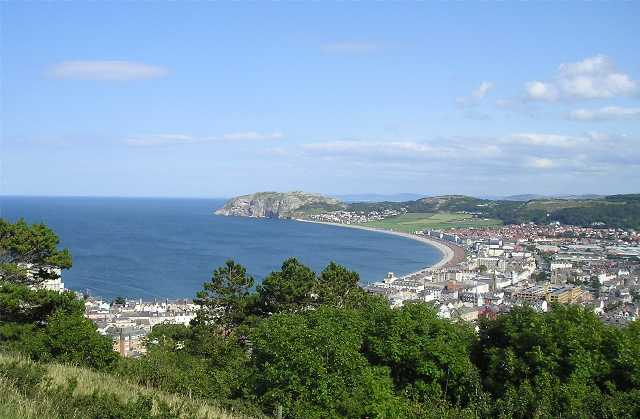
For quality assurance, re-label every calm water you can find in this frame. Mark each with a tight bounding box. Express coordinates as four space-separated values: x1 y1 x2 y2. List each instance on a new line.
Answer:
0 196 441 299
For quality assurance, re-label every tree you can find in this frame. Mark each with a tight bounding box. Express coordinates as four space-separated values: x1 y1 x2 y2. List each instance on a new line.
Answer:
193 259 254 330
0 218 72 285
39 310 118 370
363 302 481 407
472 304 640 417
314 262 362 308
257 258 316 314
0 282 117 370
250 307 409 418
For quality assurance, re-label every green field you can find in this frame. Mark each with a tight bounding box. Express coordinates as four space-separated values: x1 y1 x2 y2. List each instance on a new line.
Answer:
359 212 502 233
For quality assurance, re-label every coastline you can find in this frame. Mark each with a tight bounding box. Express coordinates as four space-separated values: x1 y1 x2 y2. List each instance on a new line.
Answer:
294 219 463 273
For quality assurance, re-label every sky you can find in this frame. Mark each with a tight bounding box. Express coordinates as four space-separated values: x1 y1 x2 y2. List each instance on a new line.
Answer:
1 2 639 198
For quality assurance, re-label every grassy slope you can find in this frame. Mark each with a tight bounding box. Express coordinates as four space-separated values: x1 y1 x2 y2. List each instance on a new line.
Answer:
359 212 502 233
347 194 640 230
0 352 246 419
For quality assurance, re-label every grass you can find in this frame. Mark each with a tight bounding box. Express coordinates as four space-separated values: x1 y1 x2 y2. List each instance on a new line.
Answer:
359 212 502 233
0 352 247 419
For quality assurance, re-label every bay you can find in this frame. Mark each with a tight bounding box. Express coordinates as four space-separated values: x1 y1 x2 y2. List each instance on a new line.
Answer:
1 196 441 299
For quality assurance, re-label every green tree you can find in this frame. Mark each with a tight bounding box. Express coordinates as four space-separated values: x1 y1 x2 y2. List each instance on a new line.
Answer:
473 304 640 417
314 262 362 308
250 307 409 418
38 310 118 370
364 302 480 406
0 282 117 370
193 259 255 330
256 258 316 314
0 218 72 285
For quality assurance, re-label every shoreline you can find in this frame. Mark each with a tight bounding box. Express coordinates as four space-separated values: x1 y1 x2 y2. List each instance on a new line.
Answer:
294 219 463 274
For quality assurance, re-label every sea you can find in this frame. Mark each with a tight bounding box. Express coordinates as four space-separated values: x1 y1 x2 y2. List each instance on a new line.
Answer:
0 196 441 300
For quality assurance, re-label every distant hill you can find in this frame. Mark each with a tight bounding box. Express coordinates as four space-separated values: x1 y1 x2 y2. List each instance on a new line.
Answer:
500 194 604 202
349 194 640 230
215 191 344 218
334 193 425 203
216 192 640 229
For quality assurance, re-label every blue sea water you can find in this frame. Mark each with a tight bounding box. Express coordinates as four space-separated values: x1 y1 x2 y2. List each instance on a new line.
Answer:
0 196 441 299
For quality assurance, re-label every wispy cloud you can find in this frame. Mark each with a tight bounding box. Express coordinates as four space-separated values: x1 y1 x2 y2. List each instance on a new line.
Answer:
320 41 382 54
456 81 495 107
506 133 582 148
524 55 638 101
124 134 195 147
124 132 284 146
221 131 284 141
527 157 555 169
48 60 169 80
568 106 640 121
300 131 637 176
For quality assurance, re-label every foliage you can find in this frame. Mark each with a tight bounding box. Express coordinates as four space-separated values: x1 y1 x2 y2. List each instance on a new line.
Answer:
255 258 317 314
194 260 255 330
250 307 410 418
0 353 241 419
364 303 481 406
0 282 118 370
0 218 72 285
474 304 640 417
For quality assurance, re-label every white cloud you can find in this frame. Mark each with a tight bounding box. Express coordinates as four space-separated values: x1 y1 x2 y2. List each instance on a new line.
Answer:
299 131 638 177
527 157 554 169
124 132 284 146
124 134 195 146
524 81 558 101
457 81 495 106
320 41 382 54
49 60 169 80
221 131 284 141
569 106 640 121
507 133 581 148
558 55 613 77
472 81 494 99
524 55 638 101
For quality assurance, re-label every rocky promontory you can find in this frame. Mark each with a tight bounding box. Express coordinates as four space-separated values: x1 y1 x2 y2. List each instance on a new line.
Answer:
214 191 344 219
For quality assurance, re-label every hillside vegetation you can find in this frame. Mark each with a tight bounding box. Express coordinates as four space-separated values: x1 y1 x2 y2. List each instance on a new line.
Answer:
0 353 244 419
359 212 502 233
350 193 640 230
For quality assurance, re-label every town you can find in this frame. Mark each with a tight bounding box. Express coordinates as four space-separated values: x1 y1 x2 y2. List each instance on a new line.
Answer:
365 223 640 326
307 208 407 224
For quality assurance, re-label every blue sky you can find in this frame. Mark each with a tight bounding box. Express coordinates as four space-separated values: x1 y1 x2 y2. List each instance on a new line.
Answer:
2 2 639 198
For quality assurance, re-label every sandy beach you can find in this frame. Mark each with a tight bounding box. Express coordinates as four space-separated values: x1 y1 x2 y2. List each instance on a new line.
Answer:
295 219 463 272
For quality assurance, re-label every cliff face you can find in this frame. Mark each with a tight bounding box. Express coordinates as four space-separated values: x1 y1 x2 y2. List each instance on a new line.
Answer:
214 191 343 218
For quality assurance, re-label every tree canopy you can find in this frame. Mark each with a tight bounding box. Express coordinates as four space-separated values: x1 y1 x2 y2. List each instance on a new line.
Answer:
0 219 72 285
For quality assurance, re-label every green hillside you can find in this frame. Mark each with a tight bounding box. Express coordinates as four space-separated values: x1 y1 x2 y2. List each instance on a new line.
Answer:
360 212 502 233
0 353 244 419
348 194 640 230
